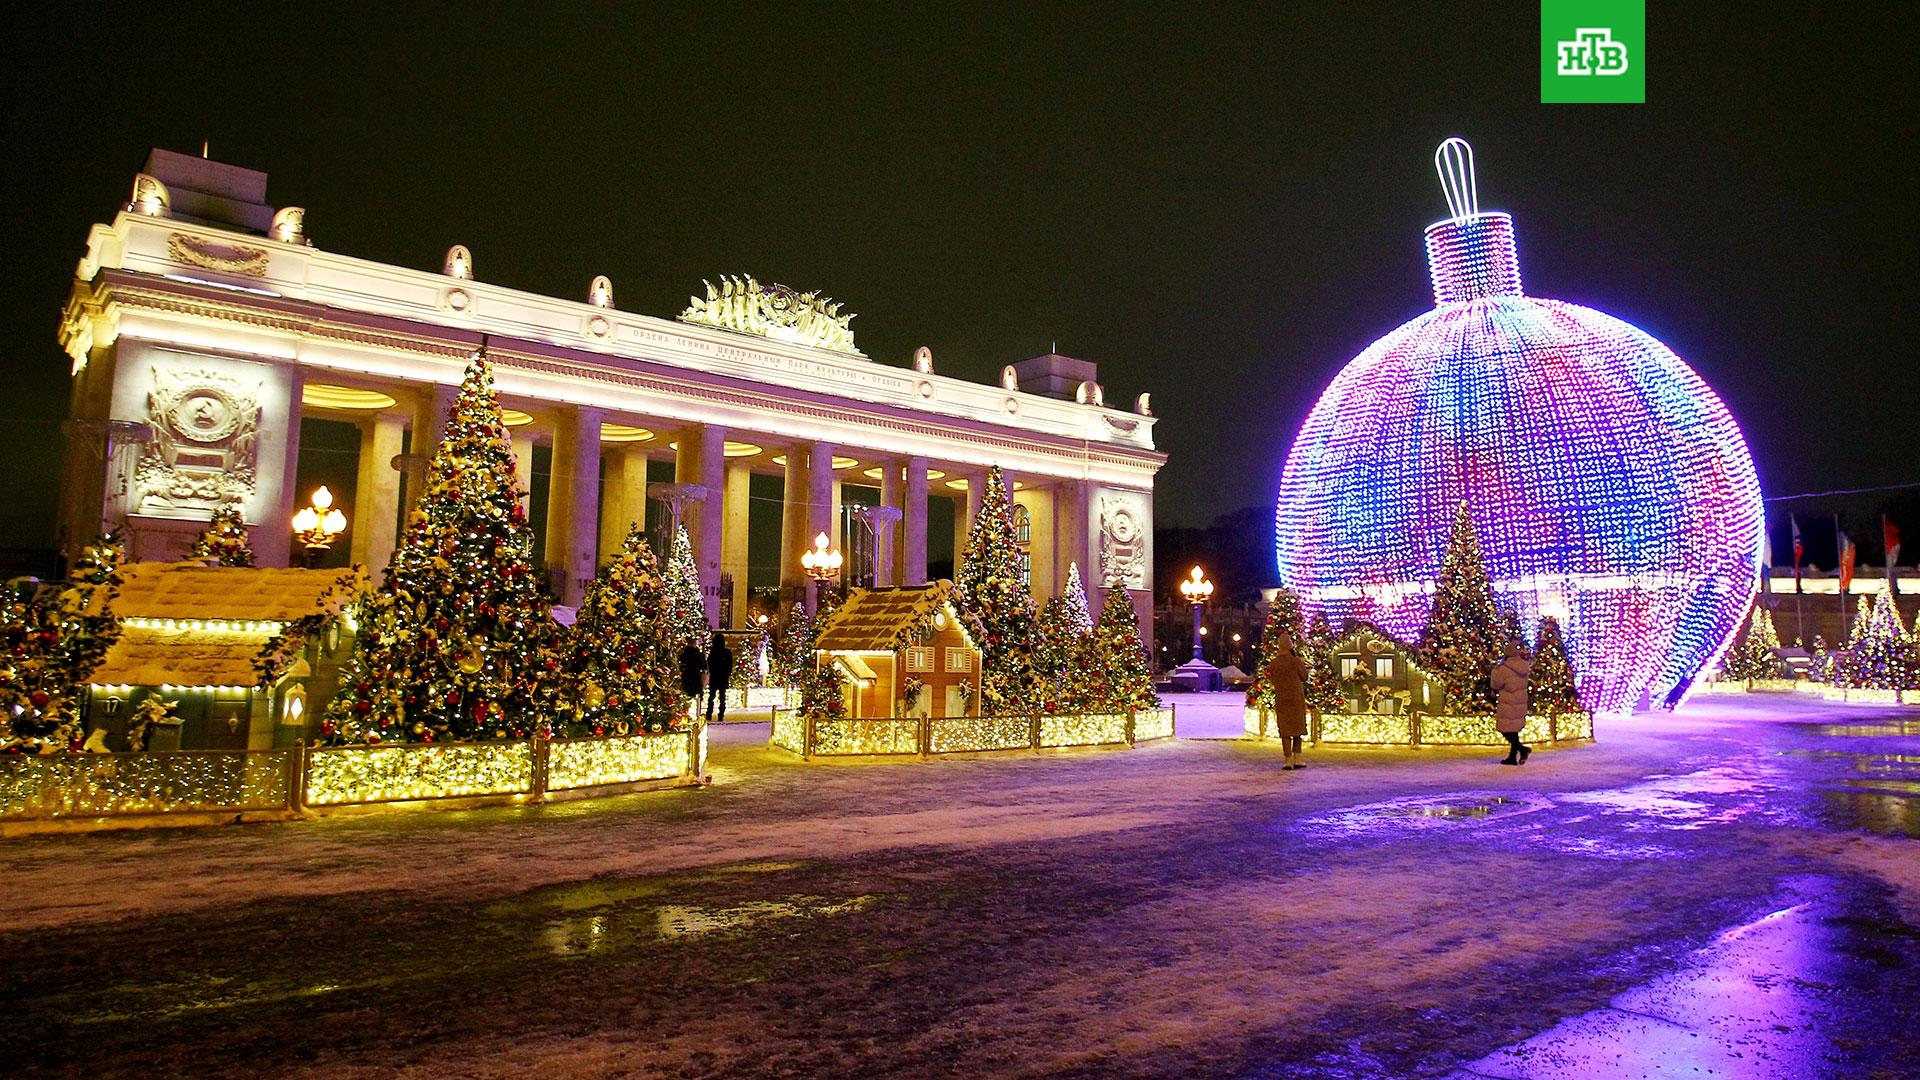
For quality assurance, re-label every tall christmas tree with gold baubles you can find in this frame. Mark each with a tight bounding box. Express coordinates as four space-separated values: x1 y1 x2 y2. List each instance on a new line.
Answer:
560 524 686 735
957 465 1039 712
323 350 562 743
1088 584 1157 713
1420 501 1503 714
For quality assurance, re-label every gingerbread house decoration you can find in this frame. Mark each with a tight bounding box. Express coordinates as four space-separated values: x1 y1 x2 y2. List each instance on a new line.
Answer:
82 562 368 751
1329 623 1448 716
813 582 982 718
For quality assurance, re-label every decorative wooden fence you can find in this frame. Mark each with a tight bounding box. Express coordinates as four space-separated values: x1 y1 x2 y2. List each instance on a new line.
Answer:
772 707 1176 760
1 727 706 826
1244 706 1593 747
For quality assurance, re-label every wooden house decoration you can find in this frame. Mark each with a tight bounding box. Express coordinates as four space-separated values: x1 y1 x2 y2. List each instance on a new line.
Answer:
1329 623 1447 716
81 562 367 751
813 581 983 718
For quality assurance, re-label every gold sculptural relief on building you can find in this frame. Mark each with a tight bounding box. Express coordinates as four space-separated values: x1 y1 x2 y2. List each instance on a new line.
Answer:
136 365 262 512
678 274 865 357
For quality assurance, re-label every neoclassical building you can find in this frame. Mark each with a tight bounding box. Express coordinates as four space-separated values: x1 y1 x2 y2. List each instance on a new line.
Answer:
57 150 1164 627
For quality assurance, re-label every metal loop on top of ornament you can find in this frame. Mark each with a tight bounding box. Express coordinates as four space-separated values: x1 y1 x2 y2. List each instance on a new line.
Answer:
1434 137 1478 223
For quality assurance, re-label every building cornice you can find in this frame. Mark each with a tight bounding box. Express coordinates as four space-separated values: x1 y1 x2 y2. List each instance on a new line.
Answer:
68 212 1163 484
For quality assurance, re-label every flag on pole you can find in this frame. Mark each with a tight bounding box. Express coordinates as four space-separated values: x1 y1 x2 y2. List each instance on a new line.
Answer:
1888 515 1904 595
1790 514 1804 582
1838 529 1856 592
1760 520 1773 592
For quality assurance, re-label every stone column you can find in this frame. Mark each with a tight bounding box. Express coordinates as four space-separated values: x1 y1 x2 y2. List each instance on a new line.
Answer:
954 470 986 573
877 462 902 586
1053 480 1092 599
779 448 811 600
677 425 727 627
807 443 836 558
545 406 603 606
723 460 752 624
510 428 537 514
351 413 405 574
401 383 459 502
599 445 648 556
261 366 305 568
902 456 928 586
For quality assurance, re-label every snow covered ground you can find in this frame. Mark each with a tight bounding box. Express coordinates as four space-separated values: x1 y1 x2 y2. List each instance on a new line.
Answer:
2 695 1916 1078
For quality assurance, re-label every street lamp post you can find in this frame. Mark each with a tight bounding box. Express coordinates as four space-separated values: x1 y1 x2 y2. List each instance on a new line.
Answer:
291 485 348 568
1174 565 1221 691
799 531 842 614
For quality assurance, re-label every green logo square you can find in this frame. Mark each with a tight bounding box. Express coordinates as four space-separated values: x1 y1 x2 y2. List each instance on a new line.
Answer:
1541 0 1645 103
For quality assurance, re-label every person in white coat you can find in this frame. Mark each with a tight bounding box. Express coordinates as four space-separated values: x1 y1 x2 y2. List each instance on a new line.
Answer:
1489 644 1533 765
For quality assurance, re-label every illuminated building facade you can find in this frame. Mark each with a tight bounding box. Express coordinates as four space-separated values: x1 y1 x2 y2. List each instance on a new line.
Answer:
1274 140 1763 712
57 150 1164 627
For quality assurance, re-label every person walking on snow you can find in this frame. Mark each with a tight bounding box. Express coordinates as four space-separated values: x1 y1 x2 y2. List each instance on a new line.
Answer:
1265 633 1311 770
678 639 707 722
1491 643 1533 765
705 632 734 724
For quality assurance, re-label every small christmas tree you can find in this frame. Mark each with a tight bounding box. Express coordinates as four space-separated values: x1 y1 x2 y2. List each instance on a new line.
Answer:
662 523 709 651
956 465 1040 712
560 525 687 735
189 505 255 567
1247 588 1304 710
1419 502 1503 714
1837 582 1920 691
1088 586 1157 714
323 350 561 743
1302 612 1341 713
0 534 123 753
1530 616 1582 712
793 591 846 718
1035 564 1096 714
772 604 813 689
1721 607 1785 682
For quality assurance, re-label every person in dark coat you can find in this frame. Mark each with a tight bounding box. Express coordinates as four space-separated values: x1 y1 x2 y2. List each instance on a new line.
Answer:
1490 644 1534 765
678 641 707 719
705 632 735 724
1264 633 1311 770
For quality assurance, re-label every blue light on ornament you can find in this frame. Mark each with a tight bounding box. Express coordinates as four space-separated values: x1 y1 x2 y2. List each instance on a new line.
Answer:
1274 139 1763 713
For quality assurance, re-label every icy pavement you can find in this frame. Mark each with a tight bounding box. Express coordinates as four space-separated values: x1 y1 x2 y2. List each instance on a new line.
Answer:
2 697 1917 1079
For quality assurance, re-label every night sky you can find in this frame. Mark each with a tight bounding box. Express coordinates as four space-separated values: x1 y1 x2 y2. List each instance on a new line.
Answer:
2 4 1912 559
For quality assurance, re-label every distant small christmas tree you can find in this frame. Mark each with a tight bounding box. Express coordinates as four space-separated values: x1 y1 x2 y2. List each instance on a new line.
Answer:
1302 612 1341 713
1035 563 1095 713
772 604 813 689
189 505 255 567
1419 502 1502 714
323 350 561 743
1088 586 1157 713
1530 616 1582 712
957 465 1039 712
1844 593 1873 649
662 523 708 651
795 591 845 718
1837 583 1920 691
1247 588 1304 710
1721 607 1785 682
560 525 686 735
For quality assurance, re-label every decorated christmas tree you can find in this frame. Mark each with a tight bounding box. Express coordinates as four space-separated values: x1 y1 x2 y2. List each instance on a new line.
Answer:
662 523 709 651
792 591 845 718
1530 616 1582 712
322 350 562 743
1837 582 1920 691
1088 585 1157 714
1419 502 1503 714
1034 563 1096 714
0 534 124 753
1246 587 1304 710
771 604 813 689
1720 607 1785 682
559 525 687 735
188 505 255 567
1302 612 1341 713
956 465 1039 712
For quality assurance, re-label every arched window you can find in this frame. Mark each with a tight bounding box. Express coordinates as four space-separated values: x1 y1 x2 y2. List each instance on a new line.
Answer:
1012 504 1031 545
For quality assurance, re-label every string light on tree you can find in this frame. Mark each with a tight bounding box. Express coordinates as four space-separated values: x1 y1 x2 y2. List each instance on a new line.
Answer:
1274 138 1763 712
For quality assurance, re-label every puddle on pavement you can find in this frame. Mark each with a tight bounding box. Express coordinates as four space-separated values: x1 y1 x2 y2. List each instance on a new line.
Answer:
486 860 807 917
1294 793 1549 837
1809 719 1920 738
543 894 877 956
1556 767 1784 831
1819 788 1920 839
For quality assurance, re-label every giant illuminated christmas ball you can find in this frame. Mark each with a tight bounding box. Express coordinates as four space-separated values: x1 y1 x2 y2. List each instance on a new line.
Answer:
1274 139 1763 712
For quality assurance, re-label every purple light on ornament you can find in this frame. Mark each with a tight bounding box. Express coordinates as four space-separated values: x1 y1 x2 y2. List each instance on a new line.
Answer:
1274 138 1763 713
